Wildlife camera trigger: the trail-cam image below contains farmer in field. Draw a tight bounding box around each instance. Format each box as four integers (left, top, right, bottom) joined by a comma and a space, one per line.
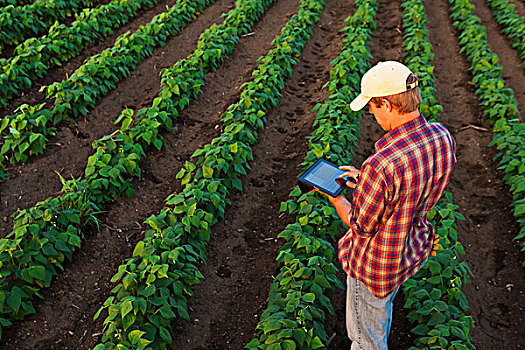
316, 61, 456, 349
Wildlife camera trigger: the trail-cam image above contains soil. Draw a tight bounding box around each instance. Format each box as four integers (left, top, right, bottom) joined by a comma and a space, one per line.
0, 0, 524, 349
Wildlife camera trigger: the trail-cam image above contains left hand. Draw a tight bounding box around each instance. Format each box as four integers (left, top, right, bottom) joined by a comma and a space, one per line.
430, 236, 440, 256
309, 188, 337, 202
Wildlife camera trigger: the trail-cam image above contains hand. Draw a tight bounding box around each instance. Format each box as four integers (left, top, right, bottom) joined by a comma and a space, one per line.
309, 188, 352, 227
308, 188, 337, 201
308, 188, 346, 207
338, 165, 360, 189
430, 236, 440, 257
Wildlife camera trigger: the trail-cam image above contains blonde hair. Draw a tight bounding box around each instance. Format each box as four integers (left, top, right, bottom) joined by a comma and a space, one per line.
371, 73, 421, 113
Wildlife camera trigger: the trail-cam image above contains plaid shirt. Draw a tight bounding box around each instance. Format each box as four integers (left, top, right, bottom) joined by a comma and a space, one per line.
338, 114, 456, 298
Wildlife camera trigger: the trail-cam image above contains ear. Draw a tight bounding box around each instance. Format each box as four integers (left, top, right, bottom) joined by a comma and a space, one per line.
382, 98, 393, 111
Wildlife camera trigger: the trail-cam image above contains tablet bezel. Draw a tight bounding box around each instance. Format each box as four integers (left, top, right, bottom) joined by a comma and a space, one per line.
298, 158, 345, 197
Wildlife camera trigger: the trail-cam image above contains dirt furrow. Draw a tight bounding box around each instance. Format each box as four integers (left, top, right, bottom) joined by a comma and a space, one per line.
0, 0, 236, 237
470, 0, 525, 117
0, 0, 176, 117
333, 0, 416, 349
0, 0, 309, 348
167, 0, 355, 347
426, 0, 525, 348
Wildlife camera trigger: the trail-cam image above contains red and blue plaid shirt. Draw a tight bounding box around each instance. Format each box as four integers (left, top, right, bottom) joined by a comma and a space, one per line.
338, 114, 456, 298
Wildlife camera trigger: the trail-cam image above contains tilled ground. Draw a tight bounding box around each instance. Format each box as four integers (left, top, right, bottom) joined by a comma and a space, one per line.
0, 0, 524, 349
427, 0, 525, 348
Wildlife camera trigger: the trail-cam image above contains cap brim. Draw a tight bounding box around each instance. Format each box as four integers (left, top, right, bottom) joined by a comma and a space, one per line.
350, 93, 370, 111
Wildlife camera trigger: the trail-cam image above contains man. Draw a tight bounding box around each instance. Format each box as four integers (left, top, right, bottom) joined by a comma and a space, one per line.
317, 61, 456, 349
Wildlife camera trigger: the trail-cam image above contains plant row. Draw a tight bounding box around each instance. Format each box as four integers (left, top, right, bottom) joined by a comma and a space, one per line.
448, 0, 525, 264
92, 0, 327, 348
0, 0, 276, 338
0, 0, 165, 108
0, 0, 32, 8
0, 0, 215, 181
0, 0, 100, 53
484, 0, 525, 63
401, 1, 476, 349
246, 0, 377, 348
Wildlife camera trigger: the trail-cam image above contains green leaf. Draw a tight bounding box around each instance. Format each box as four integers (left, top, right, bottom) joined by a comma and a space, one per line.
411, 323, 430, 336
203, 166, 213, 178
427, 276, 442, 285
6, 293, 21, 314
290, 186, 302, 196
294, 329, 306, 345
282, 340, 297, 350
122, 273, 137, 289
121, 300, 133, 318
310, 336, 324, 349
140, 284, 156, 298
264, 319, 282, 333
451, 326, 467, 340
0, 317, 12, 327
428, 261, 441, 274
427, 311, 446, 326
128, 329, 147, 345
515, 203, 525, 216
133, 241, 145, 257
302, 293, 315, 303
229, 143, 238, 153
159, 325, 172, 343
30, 266, 46, 281
246, 338, 260, 349
159, 305, 176, 319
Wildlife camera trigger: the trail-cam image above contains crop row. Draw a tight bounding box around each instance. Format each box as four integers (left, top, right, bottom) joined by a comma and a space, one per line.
0, 0, 100, 53
92, 0, 327, 348
448, 0, 525, 264
247, 0, 376, 348
0, 1, 32, 8
484, 0, 525, 63
0, 0, 165, 109
246, 0, 477, 348
0, 0, 276, 338
401, 1, 475, 349
0, 0, 216, 181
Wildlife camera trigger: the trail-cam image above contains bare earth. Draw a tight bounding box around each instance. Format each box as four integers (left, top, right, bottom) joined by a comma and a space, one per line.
0, 0, 523, 349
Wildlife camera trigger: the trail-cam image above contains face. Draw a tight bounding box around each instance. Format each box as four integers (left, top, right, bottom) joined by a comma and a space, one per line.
367, 99, 391, 131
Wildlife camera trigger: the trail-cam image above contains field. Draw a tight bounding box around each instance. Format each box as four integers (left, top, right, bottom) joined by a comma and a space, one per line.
0, 0, 524, 349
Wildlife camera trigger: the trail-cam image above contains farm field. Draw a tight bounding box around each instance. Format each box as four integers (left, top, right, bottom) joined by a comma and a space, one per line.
0, 0, 523, 349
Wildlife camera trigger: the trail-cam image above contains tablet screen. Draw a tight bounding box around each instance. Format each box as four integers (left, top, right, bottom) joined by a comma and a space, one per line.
302, 161, 344, 195
298, 158, 346, 197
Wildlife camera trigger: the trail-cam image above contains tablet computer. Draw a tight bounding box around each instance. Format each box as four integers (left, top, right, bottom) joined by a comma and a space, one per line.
298, 158, 347, 197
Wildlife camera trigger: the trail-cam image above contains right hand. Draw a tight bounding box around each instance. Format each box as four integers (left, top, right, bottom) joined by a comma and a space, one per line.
338, 165, 360, 189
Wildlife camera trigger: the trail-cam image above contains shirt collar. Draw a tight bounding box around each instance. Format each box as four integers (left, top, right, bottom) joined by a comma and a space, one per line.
375, 114, 427, 152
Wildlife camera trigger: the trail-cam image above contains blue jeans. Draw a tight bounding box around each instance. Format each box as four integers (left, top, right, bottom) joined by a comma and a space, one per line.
346, 276, 399, 350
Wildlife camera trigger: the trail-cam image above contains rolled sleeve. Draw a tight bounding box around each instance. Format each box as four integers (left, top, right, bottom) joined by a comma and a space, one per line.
349, 163, 388, 237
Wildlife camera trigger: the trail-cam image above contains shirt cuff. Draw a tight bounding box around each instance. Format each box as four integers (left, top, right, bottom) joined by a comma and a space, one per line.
349, 217, 375, 237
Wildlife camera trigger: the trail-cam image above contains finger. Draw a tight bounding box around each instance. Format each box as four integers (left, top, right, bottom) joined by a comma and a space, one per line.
339, 171, 359, 179
339, 165, 358, 171
346, 181, 357, 189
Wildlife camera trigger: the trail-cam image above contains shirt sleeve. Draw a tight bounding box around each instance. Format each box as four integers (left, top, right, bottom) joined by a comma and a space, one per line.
349, 162, 388, 237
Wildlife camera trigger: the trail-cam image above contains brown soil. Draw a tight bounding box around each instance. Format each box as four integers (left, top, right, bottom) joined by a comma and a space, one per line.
0, 0, 524, 349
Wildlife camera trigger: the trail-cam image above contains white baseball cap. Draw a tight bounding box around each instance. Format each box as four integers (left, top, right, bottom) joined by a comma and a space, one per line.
350, 61, 417, 111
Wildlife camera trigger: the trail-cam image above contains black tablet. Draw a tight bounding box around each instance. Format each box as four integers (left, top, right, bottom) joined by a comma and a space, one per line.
298, 158, 347, 197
